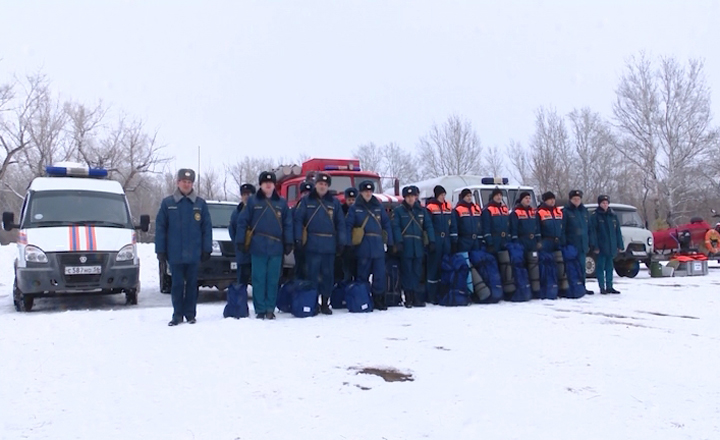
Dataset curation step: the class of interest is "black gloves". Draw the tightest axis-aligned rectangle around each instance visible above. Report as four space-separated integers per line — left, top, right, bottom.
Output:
428 242 436 253
157 253 167 264
450 242 458 254
201 252 211 262
284 244 293 256
394 242 404 254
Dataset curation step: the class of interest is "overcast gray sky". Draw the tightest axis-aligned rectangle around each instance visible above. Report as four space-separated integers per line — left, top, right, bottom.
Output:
2 0 719 176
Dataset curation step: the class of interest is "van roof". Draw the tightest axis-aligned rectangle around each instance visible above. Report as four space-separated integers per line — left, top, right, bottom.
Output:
29 177 125 194
585 203 637 211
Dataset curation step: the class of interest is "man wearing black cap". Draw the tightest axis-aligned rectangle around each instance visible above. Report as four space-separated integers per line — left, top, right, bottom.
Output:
155 168 213 326
510 191 542 297
293 181 314 279
392 186 435 308
340 187 358 282
229 183 256 284
590 195 623 294
454 188 482 252
425 185 458 303
482 188 510 253
293 173 346 314
346 180 394 310
342 187 357 216
537 191 565 253
563 190 596 295
236 171 294 319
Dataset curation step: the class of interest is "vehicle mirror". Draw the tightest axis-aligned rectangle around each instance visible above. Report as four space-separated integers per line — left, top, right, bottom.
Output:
137 214 150 232
394 179 400 196
2 212 16 231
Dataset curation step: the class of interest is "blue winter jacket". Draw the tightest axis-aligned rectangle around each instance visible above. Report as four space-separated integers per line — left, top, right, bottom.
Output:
509 204 540 252
482 201 511 251
537 203 565 252
590 207 624 257
454 201 482 252
392 202 435 259
426 198 457 254
236 190 293 257
346 195 394 259
229 202 250 265
155 189 212 265
563 203 596 255
293 189 347 255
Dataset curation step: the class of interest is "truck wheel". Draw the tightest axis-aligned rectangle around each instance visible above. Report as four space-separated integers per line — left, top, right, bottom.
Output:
13 278 23 312
585 255 597 279
614 261 632 278
626 260 640 278
126 288 138 305
159 262 171 294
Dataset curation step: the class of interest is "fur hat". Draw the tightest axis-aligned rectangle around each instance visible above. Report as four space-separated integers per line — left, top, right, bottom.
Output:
258 171 277 185
300 181 313 193
597 195 610 204
177 169 195 182
569 189 583 199
316 173 331 186
359 180 375 192
402 186 417 198
344 187 358 199
240 183 256 195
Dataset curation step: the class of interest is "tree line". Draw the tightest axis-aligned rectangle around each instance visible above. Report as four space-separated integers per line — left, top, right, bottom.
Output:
1 52 719 245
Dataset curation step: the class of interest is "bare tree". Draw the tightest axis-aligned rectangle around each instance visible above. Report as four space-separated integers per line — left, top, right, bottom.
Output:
613 53 719 224
64 100 107 163
417 115 485 178
351 142 383 174
227 155 276 196
527 107 574 197
486 145 506 177
197 166 222 200
507 139 532 185
381 142 418 188
21 79 69 177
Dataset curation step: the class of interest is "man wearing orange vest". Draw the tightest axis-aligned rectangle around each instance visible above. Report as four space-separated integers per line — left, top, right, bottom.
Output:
454 189 483 252
537 191 565 252
425 185 458 304
481 188 510 253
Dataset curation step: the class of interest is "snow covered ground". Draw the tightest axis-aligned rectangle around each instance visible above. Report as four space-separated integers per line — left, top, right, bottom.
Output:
1 243 719 440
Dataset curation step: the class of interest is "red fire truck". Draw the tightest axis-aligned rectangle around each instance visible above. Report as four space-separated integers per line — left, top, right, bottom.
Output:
273 158 402 207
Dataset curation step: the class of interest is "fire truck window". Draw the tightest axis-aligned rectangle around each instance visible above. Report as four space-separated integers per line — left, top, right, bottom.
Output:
288 185 297 201
329 176 353 192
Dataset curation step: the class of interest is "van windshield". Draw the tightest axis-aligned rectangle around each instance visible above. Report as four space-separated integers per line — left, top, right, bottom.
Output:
25 190 132 228
615 209 645 228
207 204 237 228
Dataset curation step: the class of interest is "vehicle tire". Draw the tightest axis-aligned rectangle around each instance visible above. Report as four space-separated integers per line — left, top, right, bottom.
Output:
585 255 597 279
22 294 34 312
126 288 138 305
13 277 22 312
626 260 640 278
159 262 171 294
614 261 630 278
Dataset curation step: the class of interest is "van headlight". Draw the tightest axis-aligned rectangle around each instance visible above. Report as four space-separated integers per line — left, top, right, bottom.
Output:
211 241 222 256
25 245 48 263
647 237 653 247
116 244 135 261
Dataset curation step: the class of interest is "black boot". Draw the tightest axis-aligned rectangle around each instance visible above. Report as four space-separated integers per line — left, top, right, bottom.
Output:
608 287 621 294
266 311 276 320
404 291 414 308
320 296 333 315
585 289 595 295
373 293 388 311
168 319 181 326
600 288 608 295
256 313 266 320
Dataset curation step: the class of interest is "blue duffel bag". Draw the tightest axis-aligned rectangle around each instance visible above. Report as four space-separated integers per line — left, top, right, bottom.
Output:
277 281 295 313
439 289 470 307
331 281 348 309
345 282 374 313
223 283 250 318
291 281 318 318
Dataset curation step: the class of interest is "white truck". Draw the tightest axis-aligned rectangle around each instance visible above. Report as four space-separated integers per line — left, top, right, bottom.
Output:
2 163 150 311
585 203 654 279
401 175 540 209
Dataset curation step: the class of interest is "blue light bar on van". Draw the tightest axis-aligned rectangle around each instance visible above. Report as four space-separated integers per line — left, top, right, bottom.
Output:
325 165 361 171
45 166 108 178
481 177 509 185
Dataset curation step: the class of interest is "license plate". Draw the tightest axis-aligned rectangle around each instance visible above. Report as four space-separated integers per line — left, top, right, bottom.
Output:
631 251 647 257
230 262 237 270
65 266 102 275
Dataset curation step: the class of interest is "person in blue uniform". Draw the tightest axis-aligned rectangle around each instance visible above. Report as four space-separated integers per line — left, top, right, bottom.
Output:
345 180 394 310
482 188 510 254
236 171 294 320
341 187 358 282
293 173 346 314
425 185 457 304
590 195 624 294
293 181 314 279
537 191 564 252
509 191 540 252
228 183 255 285
563 189 596 295
454 188 482 252
155 168 212 326
392 186 435 308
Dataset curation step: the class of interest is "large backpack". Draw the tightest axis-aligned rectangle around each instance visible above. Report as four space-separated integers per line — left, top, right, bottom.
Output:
331 281 348 309
538 251 559 300
223 283 250 318
506 242 532 302
469 250 503 303
441 254 470 292
561 245 585 299
345 282 374 313
277 281 295 313
291 281 318 318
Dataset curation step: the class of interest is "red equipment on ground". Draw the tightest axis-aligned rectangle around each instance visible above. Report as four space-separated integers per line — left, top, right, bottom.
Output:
652 211 720 259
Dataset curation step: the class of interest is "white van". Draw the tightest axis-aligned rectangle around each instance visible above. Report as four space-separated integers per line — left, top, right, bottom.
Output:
404 175 539 210
585 203 654 279
2 163 149 311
